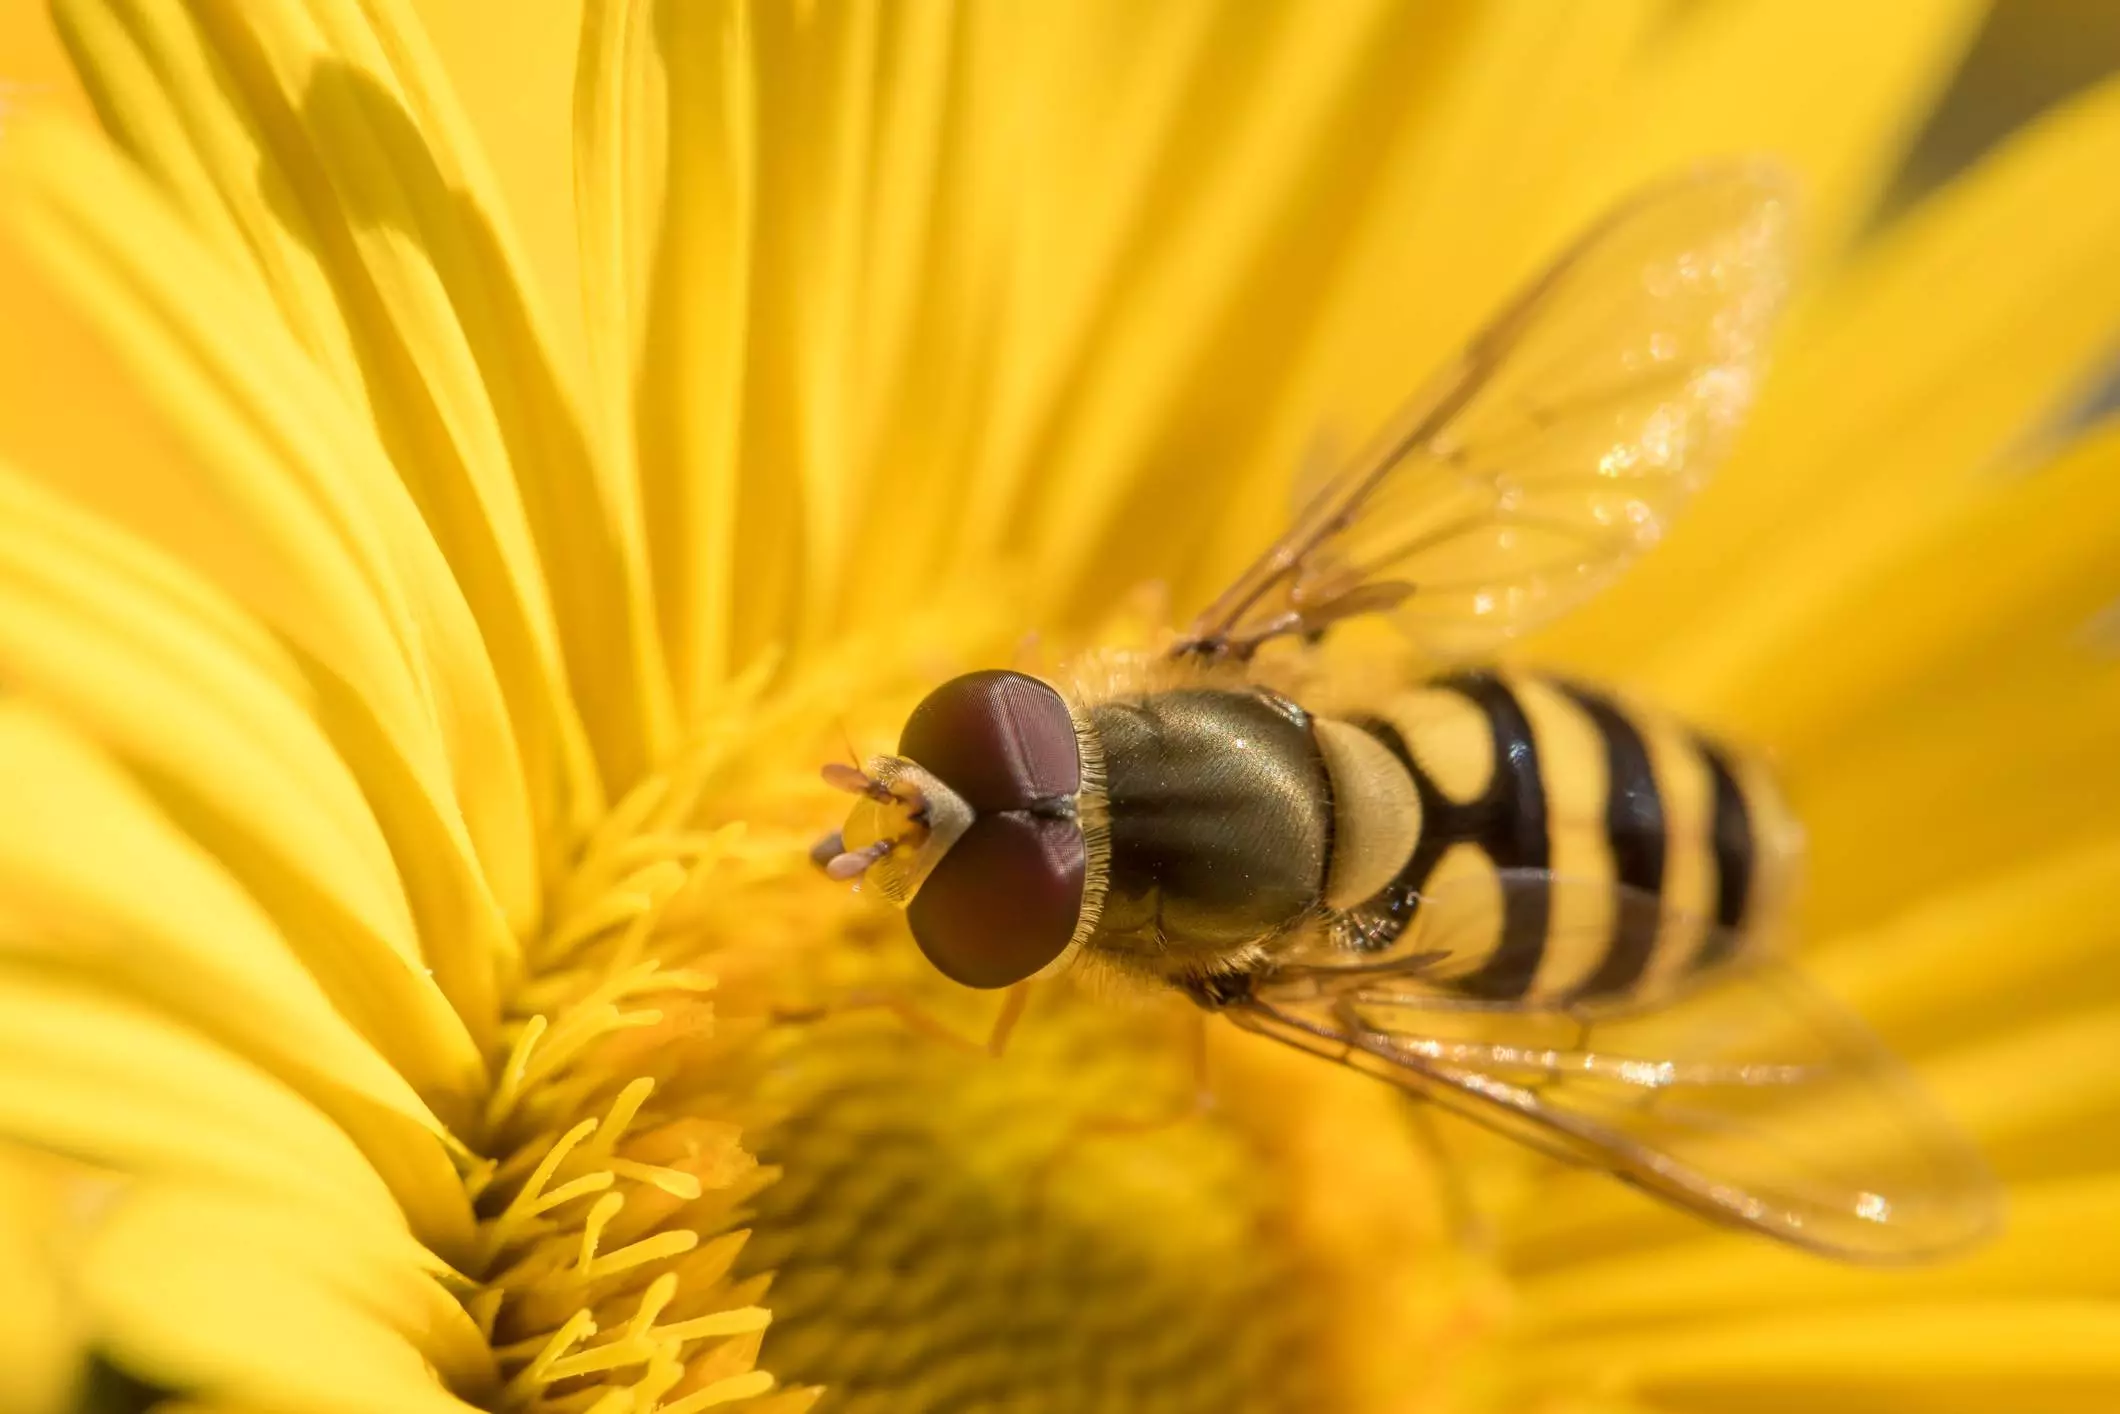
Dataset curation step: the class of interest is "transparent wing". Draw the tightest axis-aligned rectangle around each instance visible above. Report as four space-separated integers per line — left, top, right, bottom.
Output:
1235 952 2000 1262
1183 163 1792 661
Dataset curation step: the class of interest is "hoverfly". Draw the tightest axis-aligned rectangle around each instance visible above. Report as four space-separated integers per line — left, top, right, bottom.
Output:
815 164 1999 1262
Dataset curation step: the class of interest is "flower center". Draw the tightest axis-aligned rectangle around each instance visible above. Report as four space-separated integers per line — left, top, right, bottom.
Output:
453 709 797 1411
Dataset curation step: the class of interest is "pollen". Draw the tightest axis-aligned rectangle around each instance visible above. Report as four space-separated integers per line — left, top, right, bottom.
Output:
455 728 805 1413
739 981 1352 1412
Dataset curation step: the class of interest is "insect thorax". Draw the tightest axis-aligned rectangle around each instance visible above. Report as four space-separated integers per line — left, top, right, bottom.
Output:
1081 688 1332 979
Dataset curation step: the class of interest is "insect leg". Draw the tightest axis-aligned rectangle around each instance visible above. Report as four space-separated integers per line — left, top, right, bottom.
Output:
769 982 1033 1059
1403 1095 1495 1256
1176 578 1418 662
1031 1007 1217 1188
984 979 1034 1059
1171 610 1305 663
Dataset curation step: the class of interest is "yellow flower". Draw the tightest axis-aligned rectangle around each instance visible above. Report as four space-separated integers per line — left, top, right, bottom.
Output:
2 3 2118 1413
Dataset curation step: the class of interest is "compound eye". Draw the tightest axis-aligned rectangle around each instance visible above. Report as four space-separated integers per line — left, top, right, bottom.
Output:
899 670 1080 812
907 812 1085 989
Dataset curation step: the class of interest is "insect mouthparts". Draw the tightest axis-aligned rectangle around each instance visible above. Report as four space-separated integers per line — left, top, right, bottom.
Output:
823 839 894 881
808 831 846 870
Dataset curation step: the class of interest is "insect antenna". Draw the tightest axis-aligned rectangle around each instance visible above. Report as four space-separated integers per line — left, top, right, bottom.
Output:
820 761 895 802
833 716 866 768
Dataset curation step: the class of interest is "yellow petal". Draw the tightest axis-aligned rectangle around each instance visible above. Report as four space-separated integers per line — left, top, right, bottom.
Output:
0 5 88 122
1530 1300 2120 1405
749 4 886 656
1791 660 2120 930
48 0 645 840
1024 0 1450 601
353 0 679 776
85 1184 486 1414
408 0 587 364
0 1152 82 1414
0 703 472 1253
1568 0 1985 258
0 151 265 656
1700 420 2120 756
121 1186 491 1394
1202 1 1657 592
572 0 656 591
0 464 484 1110
1803 833 2120 1053
51 0 351 374
819 1 1024 624
360 0 672 780
0 971 401 1228
592 0 756 707
956 0 1250 575
59 1 570 924
1 117 526 1041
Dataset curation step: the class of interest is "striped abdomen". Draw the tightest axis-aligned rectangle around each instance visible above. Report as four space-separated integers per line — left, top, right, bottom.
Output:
1335 670 1802 1008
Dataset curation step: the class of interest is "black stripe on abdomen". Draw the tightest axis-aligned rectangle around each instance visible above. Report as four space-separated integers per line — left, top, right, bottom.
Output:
1441 672 1550 1001
1692 739 1754 971
1559 682 1668 1002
